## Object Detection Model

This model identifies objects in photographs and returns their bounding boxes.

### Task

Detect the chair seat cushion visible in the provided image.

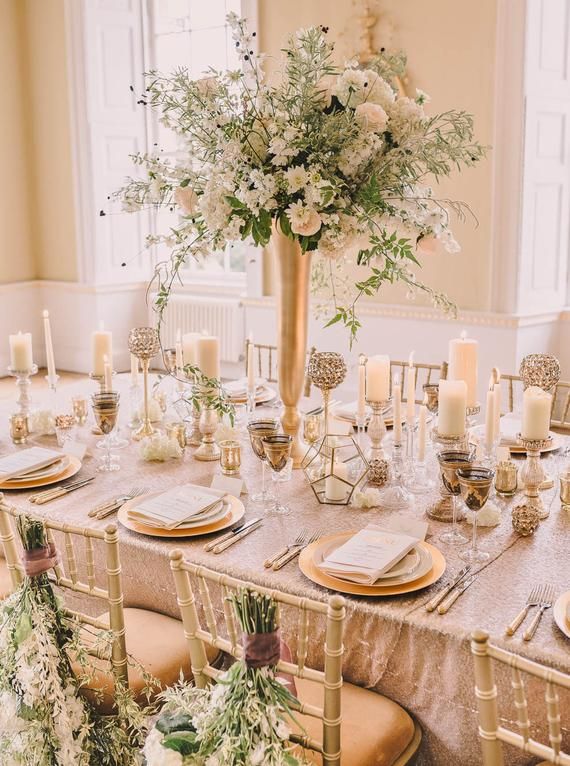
[293,676,415,766]
[75,607,219,712]
[0,560,13,599]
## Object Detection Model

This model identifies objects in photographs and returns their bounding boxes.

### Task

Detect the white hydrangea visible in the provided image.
[334,67,395,109]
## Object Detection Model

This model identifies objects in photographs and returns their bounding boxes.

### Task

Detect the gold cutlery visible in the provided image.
[523,584,555,641]
[264,529,308,568]
[425,565,472,613]
[505,585,543,636]
[437,574,477,614]
[272,529,322,571]
[211,519,263,554]
[204,517,261,552]
[88,487,146,519]
[30,477,95,505]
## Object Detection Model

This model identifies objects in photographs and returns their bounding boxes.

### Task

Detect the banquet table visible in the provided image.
[1,374,569,766]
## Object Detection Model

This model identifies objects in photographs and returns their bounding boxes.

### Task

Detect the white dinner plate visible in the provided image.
[6,456,70,483]
[553,590,570,639]
[312,536,432,587]
[132,499,229,531]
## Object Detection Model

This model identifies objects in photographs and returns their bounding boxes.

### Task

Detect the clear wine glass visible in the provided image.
[437,450,474,545]
[262,435,293,515]
[247,419,279,509]
[91,392,120,472]
[457,467,494,564]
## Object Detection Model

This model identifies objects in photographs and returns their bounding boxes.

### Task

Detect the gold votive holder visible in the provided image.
[303,412,324,446]
[166,422,186,451]
[560,474,570,510]
[9,413,29,444]
[495,460,518,497]
[72,396,89,425]
[219,439,241,476]
[54,414,76,447]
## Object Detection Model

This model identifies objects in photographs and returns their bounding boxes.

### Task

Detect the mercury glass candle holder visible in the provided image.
[512,435,552,520]
[166,422,187,452]
[71,396,89,426]
[128,327,160,440]
[7,364,38,417]
[494,460,518,497]
[9,413,29,444]
[219,439,241,476]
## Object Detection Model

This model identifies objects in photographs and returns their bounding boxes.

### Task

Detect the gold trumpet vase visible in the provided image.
[272,222,312,468]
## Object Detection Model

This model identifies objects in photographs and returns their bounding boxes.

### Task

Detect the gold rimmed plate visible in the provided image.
[0,455,82,490]
[228,386,277,405]
[117,491,245,538]
[299,531,446,597]
[553,590,570,640]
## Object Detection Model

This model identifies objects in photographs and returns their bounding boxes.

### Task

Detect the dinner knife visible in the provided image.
[425,565,472,612]
[28,478,93,503]
[211,520,263,554]
[32,477,95,505]
[203,517,261,552]
[437,574,477,614]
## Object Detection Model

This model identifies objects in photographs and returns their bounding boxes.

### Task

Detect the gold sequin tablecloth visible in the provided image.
[1,376,569,765]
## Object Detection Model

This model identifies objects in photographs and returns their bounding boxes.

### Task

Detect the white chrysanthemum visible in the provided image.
[286,201,322,236]
[355,102,388,133]
[334,68,395,109]
[283,165,308,194]
[387,96,425,140]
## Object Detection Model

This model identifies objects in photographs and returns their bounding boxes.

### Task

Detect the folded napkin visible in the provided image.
[128,484,227,530]
[498,416,523,446]
[224,377,265,396]
[331,400,373,421]
[318,523,420,585]
[0,447,63,482]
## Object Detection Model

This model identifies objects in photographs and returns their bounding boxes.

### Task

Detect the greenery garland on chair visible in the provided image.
[0,515,150,766]
[144,588,306,766]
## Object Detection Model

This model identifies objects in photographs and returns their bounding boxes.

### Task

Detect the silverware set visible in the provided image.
[87,486,147,520]
[204,517,262,554]
[264,529,323,571]
[29,476,95,504]
[425,565,476,614]
[506,584,555,641]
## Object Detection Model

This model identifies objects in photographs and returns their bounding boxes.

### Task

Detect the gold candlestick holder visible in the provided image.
[366,399,390,486]
[194,405,220,461]
[512,434,552,520]
[128,327,160,441]
[7,365,38,417]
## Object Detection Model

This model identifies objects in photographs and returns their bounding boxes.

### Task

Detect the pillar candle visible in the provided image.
[42,310,56,383]
[366,355,390,402]
[247,335,255,391]
[197,336,220,380]
[521,386,551,440]
[417,397,427,462]
[103,355,112,391]
[357,356,366,420]
[182,332,200,366]
[484,376,495,451]
[92,328,112,376]
[9,332,33,372]
[393,376,403,443]
[325,459,348,502]
[438,379,467,438]
[406,352,416,422]
[130,354,139,386]
[448,331,478,408]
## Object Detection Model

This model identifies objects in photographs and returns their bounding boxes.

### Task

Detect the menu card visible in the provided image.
[128,484,227,530]
[318,523,420,585]
[0,447,63,482]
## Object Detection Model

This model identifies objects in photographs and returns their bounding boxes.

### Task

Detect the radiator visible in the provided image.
[152,294,245,364]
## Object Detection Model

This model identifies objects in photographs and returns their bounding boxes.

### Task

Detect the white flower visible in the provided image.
[139,433,182,462]
[283,165,308,194]
[355,102,388,133]
[148,177,163,203]
[416,88,431,105]
[286,201,322,236]
[334,68,395,109]
[174,185,198,215]
[352,488,382,508]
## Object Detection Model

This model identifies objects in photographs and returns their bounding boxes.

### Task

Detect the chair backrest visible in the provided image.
[390,360,446,404]
[471,630,570,765]
[245,340,316,395]
[0,496,128,687]
[497,375,570,431]
[169,549,346,766]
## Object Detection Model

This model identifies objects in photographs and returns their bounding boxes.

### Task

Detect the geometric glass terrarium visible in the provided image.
[302,434,369,505]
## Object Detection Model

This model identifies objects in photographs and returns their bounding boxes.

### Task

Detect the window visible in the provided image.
[147,0,248,283]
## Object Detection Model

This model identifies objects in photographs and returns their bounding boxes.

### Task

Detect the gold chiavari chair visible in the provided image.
[169,550,422,766]
[497,375,570,432]
[0,499,219,712]
[244,341,316,396]
[390,360,446,405]
[471,630,570,765]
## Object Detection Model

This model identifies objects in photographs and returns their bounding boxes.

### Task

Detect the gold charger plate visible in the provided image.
[117,491,245,538]
[0,455,82,490]
[229,387,277,405]
[299,532,446,597]
[553,590,570,640]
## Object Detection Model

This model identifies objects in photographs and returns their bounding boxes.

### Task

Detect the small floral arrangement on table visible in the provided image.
[0,515,150,765]
[144,589,305,766]
[116,15,485,342]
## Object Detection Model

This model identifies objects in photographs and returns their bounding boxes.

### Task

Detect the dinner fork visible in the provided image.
[91,487,147,520]
[523,584,555,642]
[272,529,323,571]
[505,585,543,636]
[263,529,308,568]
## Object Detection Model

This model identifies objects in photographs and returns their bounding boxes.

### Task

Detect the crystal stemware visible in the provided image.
[437,450,474,545]
[91,393,120,472]
[262,435,293,515]
[457,467,494,564]
[247,419,279,508]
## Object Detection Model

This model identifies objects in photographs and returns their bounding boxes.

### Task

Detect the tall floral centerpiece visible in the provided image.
[117,15,485,463]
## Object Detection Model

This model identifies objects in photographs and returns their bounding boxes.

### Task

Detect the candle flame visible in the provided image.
[460,329,467,340]
[359,353,367,365]
[103,354,109,363]
[42,309,49,319]
[408,351,415,367]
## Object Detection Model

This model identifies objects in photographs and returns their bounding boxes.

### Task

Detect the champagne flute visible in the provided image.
[247,419,279,508]
[262,435,293,515]
[457,467,494,564]
[437,450,474,545]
